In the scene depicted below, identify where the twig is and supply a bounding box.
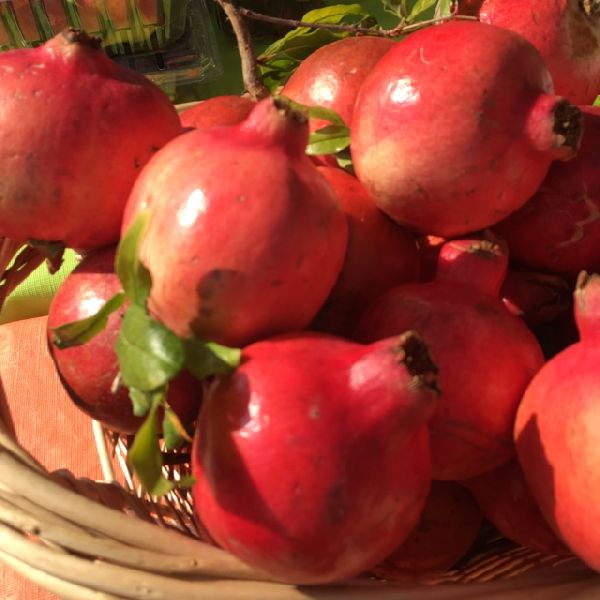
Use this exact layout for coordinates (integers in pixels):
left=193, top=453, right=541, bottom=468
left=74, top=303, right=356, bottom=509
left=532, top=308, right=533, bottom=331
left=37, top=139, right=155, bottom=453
left=212, top=0, right=269, bottom=101
left=239, top=7, right=479, bottom=38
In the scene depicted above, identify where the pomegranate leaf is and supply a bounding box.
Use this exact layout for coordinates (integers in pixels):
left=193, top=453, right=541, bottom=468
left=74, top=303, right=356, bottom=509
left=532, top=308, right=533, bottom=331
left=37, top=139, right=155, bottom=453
left=381, top=0, right=408, bottom=18
left=128, top=386, right=164, bottom=418
left=162, top=404, right=193, bottom=451
left=116, top=211, right=152, bottom=307
left=51, top=291, right=126, bottom=349
left=184, top=339, right=241, bottom=381
left=307, top=124, right=350, bottom=156
left=116, top=305, right=185, bottom=391
left=434, top=0, right=453, bottom=18
left=128, top=399, right=174, bottom=497
left=335, top=148, right=355, bottom=175
left=276, top=95, right=346, bottom=127
left=177, top=475, right=196, bottom=489
left=407, top=0, right=434, bottom=21
left=258, top=4, right=377, bottom=91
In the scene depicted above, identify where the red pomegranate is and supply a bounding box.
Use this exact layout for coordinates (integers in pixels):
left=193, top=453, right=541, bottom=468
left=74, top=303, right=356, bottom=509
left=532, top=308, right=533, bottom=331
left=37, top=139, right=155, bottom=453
left=480, top=0, right=600, bottom=104
left=179, top=95, right=255, bottom=129
left=47, top=246, right=202, bottom=434
left=192, top=331, right=439, bottom=584
left=281, top=35, right=395, bottom=131
left=310, top=166, right=420, bottom=336
left=515, top=272, right=600, bottom=570
left=462, top=460, right=570, bottom=556
left=354, top=238, right=545, bottom=480
left=494, top=106, right=600, bottom=277
left=373, top=481, right=482, bottom=580
left=351, top=20, right=583, bottom=237
left=0, top=29, right=181, bottom=251
left=124, top=98, right=348, bottom=347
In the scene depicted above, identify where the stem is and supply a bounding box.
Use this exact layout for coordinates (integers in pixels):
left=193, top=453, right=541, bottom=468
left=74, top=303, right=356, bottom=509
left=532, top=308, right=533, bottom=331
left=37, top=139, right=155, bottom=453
left=239, top=7, right=479, bottom=38
left=213, top=0, right=269, bottom=101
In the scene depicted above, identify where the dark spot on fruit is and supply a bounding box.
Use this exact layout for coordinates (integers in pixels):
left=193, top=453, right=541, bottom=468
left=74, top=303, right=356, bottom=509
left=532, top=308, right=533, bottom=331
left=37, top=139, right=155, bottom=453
left=324, top=481, right=347, bottom=524
left=133, top=158, right=141, bottom=169
left=150, top=145, right=161, bottom=153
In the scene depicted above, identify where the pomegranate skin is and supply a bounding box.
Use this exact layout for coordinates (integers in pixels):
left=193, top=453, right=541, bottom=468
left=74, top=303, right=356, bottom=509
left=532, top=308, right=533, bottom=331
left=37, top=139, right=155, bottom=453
left=179, top=95, right=255, bottom=129
left=462, top=460, right=570, bottom=556
left=192, top=332, right=439, bottom=584
left=354, top=239, right=545, bottom=480
left=0, top=30, right=181, bottom=250
left=515, top=274, right=600, bottom=569
left=373, top=481, right=482, bottom=580
left=281, top=35, right=395, bottom=131
left=494, top=106, right=600, bottom=277
left=480, top=0, right=600, bottom=105
left=351, top=21, right=582, bottom=237
left=311, top=167, right=420, bottom=336
left=47, top=247, right=202, bottom=434
left=126, top=98, right=349, bottom=347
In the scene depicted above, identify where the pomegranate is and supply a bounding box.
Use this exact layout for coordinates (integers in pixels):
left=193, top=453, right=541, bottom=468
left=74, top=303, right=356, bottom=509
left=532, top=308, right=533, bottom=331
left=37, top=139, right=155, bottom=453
left=0, top=29, right=181, bottom=250
left=463, top=460, right=570, bottom=556
left=480, top=0, right=600, bottom=105
left=351, top=20, right=583, bottom=237
left=311, top=166, right=420, bottom=336
left=281, top=35, right=395, bottom=132
left=373, top=481, right=482, bottom=580
left=515, top=272, right=600, bottom=570
left=125, top=98, right=348, bottom=347
left=179, top=95, right=255, bottom=130
left=47, top=246, right=202, bottom=434
left=354, top=238, right=545, bottom=480
left=192, top=331, right=439, bottom=584
left=494, top=106, right=600, bottom=277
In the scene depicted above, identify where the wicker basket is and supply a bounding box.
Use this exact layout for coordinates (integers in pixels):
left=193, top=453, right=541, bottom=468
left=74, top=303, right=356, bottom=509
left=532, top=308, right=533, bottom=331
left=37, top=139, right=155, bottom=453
left=1, top=399, right=598, bottom=600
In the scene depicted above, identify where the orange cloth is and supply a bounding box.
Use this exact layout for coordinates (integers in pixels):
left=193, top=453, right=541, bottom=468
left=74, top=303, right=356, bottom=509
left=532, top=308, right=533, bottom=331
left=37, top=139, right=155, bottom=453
left=0, top=316, right=104, bottom=599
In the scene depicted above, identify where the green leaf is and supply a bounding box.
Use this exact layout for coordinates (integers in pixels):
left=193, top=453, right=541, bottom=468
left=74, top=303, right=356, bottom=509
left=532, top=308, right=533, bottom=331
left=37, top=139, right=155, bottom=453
left=184, top=339, right=241, bottom=381
left=162, top=404, right=192, bottom=450
left=434, top=0, right=454, bottom=18
left=177, top=474, right=196, bottom=489
left=276, top=96, right=347, bottom=127
left=116, top=211, right=152, bottom=306
left=307, top=124, right=351, bottom=156
left=129, top=386, right=166, bottom=418
left=128, top=400, right=174, bottom=496
left=51, top=292, right=126, bottom=349
left=381, top=0, right=408, bottom=18
left=335, top=148, right=355, bottom=174
left=407, top=0, right=438, bottom=22
left=594, top=95, right=600, bottom=106
left=258, top=4, right=377, bottom=92
left=116, top=305, right=185, bottom=391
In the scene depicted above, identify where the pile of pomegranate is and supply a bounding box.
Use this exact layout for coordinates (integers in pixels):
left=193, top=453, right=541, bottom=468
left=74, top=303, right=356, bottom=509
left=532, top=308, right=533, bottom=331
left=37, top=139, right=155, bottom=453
left=1, top=0, right=600, bottom=586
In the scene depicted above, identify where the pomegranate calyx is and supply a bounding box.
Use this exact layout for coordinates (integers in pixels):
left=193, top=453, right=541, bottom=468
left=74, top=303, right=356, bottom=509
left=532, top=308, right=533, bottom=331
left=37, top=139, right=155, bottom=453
left=395, top=331, right=440, bottom=395
left=553, top=100, right=584, bottom=156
